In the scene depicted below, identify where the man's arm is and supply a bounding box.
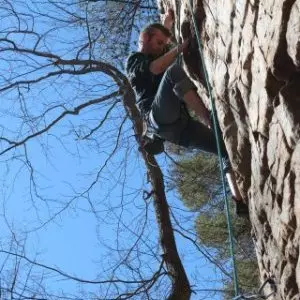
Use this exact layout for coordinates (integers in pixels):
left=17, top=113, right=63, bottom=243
left=163, top=8, right=174, bottom=31
left=150, top=8, right=189, bottom=75
left=149, top=41, right=188, bottom=75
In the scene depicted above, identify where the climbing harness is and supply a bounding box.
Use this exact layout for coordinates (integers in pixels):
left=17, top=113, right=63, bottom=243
left=186, top=2, right=278, bottom=299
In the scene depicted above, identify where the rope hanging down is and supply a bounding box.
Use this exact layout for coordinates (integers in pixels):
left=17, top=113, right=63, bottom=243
left=186, top=0, right=240, bottom=297
left=176, top=2, right=182, bottom=65
left=184, top=3, right=278, bottom=299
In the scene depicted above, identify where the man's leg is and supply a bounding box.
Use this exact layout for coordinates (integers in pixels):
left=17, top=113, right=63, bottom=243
left=179, top=119, right=248, bottom=216
left=151, top=63, right=194, bottom=143
left=151, top=63, right=190, bottom=125
left=152, top=63, right=211, bottom=126
left=178, top=118, right=219, bottom=153
left=151, top=63, right=247, bottom=215
left=226, top=172, right=242, bottom=200
left=183, top=90, right=211, bottom=128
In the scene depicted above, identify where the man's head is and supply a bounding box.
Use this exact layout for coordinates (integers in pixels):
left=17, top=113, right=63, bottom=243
left=139, top=23, right=171, bottom=56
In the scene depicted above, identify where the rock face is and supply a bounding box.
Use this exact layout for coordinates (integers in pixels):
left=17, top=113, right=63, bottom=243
left=158, top=0, right=300, bottom=299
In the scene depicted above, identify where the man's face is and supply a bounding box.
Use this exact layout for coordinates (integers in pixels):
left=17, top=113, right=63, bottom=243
left=146, top=29, right=169, bottom=56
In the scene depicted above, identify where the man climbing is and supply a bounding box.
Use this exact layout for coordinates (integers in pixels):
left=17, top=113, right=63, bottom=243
left=126, top=9, right=248, bottom=217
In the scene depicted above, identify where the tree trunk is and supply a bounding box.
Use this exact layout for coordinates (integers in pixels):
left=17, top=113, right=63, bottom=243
left=122, top=84, right=191, bottom=299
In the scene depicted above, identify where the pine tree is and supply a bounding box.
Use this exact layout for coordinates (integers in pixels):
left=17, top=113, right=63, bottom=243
left=171, top=152, right=260, bottom=297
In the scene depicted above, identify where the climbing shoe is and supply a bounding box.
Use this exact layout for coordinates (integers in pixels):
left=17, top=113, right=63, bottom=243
left=142, top=135, right=164, bottom=155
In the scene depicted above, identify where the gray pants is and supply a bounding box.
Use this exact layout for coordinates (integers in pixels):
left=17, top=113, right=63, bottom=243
left=151, top=63, right=229, bottom=159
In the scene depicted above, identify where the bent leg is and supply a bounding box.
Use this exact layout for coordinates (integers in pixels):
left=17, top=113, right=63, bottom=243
left=178, top=119, right=227, bottom=155
left=151, top=63, right=196, bottom=125
left=178, top=119, right=233, bottom=173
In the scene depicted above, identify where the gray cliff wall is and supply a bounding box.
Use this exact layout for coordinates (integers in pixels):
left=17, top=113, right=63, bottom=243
left=158, top=0, right=300, bottom=299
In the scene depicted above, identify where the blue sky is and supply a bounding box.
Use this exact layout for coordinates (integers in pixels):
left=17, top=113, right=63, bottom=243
left=0, top=1, right=229, bottom=299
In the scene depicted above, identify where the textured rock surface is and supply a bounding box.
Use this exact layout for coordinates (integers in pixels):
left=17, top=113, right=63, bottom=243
left=158, top=0, right=300, bottom=299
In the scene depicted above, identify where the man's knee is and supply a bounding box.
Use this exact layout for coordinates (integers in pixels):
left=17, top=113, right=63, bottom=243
left=165, top=63, right=197, bottom=99
left=173, top=78, right=196, bottom=99
left=165, top=63, right=186, bottom=83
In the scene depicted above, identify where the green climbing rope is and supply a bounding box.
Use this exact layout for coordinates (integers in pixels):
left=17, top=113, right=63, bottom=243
left=186, top=0, right=240, bottom=297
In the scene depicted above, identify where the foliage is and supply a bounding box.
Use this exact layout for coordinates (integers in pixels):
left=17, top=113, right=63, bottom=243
left=196, top=209, right=252, bottom=252
left=223, top=260, right=260, bottom=299
left=172, top=151, right=260, bottom=298
left=171, top=152, right=221, bottom=210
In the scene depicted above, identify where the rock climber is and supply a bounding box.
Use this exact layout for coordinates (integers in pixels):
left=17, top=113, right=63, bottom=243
left=126, top=9, right=248, bottom=216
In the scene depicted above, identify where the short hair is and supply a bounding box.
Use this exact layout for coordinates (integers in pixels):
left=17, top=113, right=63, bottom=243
left=141, top=23, right=172, bottom=38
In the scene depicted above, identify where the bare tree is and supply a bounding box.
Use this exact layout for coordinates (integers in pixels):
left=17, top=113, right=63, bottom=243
left=0, top=1, right=235, bottom=299
left=0, top=0, right=192, bottom=299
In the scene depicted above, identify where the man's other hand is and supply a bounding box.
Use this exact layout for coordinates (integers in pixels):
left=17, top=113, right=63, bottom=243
left=178, top=38, right=190, bottom=55
left=163, top=8, right=175, bottom=30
